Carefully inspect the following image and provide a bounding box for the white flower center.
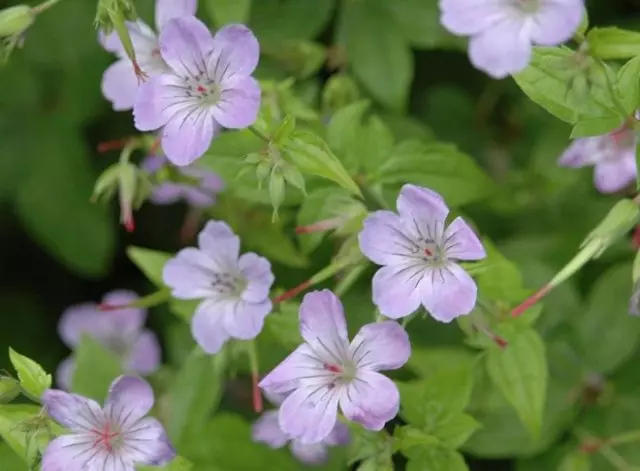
[211,272,247,297]
[511,0,540,14]
[186,74,221,106]
[89,420,123,454]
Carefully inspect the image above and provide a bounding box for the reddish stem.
[273,280,312,303]
[295,218,341,235]
[97,139,129,153]
[511,285,551,317]
[252,371,263,414]
[124,216,135,233]
[632,224,640,249]
[98,303,129,312]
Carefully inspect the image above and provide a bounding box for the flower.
[142,154,224,207]
[358,184,487,322]
[439,0,583,78]
[558,125,637,193]
[259,290,410,444]
[252,410,349,465]
[163,220,274,354]
[134,17,261,166]
[42,376,175,470]
[56,291,161,390]
[100,0,197,110]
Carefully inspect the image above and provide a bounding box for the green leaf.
[476,239,529,303]
[616,55,640,115]
[266,301,303,349]
[406,448,469,471]
[0,404,50,466]
[434,413,481,449]
[326,100,370,166]
[8,349,51,400]
[127,246,171,288]
[340,0,413,110]
[138,456,194,471]
[71,336,123,402]
[250,0,335,42]
[570,116,622,138]
[167,346,228,450]
[0,442,25,471]
[485,326,547,438]
[284,130,362,196]
[206,0,251,28]
[558,451,591,471]
[393,426,440,452]
[587,27,640,59]
[575,263,640,373]
[347,426,393,470]
[376,140,494,206]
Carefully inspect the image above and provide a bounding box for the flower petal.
[150,182,185,205]
[349,321,410,372]
[134,74,188,132]
[290,441,329,465]
[324,421,350,446]
[439,0,512,36]
[213,76,261,129]
[124,417,176,465]
[223,299,271,340]
[279,385,340,445]
[57,303,105,348]
[594,157,637,193]
[252,410,289,448]
[101,59,139,111]
[299,290,349,363]
[163,247,218,299]
[558,138,600,168]
[259,344,325,395]
[468,18,532,79]
[105,376,155,428]
[239,252,274,302]
[191,299,231,354]
[396,184,449,242]
[101,290,146,334]
[359,210,418,266]
[209,24,260,80]
[161,107,218,166]
[41,435,107,471]
[42,389,103,432]
[126,330,162,375]
[159,17,214,78]
[155,0,198,30]
[55,356,75,390]
[443,217,486,261]
[530,0,583,46]
[372,264,423,319]
[198,220,241,268]
[339,371,399,431]
[420,264,478,323]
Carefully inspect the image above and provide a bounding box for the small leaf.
[406,448,469,471]
[72,337,123,402]
[558,450,591,471]
[126,246,171,288]
[206,0,251,28]
[393,426,440,452]
[8,349,51,400]
[434,413,481,449]
[250,0,335,42]
[266,301,303,348]
[587,27,640,59]
[0,404,50,466]
[616,55,640,115]
[570,116,623,138]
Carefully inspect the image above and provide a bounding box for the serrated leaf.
[616,55,640,115]
[126,246,171,288]
[0,404,50,466]
[587,27,640,59]
[406,448,468,471]
[71,337,123,402]
[8,349,51,400]
[570,116,623,138]
[434,413,481,449]
[266,302,302,348]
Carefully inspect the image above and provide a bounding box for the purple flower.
[558,125,637,193]
[142,154,224,207]
[56,291,161,390]
[440,0,583,78]
[252,410,349,465]
[163,220,274,354]
[358,184,487,322]
[259,290,410,444]
[134,17,261,166]
[100,0,198,110]
[42,376,175,471]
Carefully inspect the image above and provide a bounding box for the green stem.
[248,125,270,143]
[32,0,63,15]
[334,263,367,297]
[609,430,640,446]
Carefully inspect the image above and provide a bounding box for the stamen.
[196,85,207,94]
[324,363,343,374]
[424,248,433,256]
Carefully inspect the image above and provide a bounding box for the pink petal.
[155,0,198,31]
[126,330,161,375]
[239,252,274,303]
[443,217,487,261]
[105,376,155,428]
[101,59,139,111]
[191,299,231,354]
[213,76,261,129]
[159,17,214,78]
[42,435,107,471]
[440,0,511,36]
[530,0,583,46]
[252,410,289,448]
[420,264,478,323]
[290,441,329,465]
[209,24,260,81]
[163,247,219,299]
[359,210,418,266]
[339,371,399,431]
[396,184,449,241]
[279,385,340,445]
[349,321,410,371]
[594,157,637,193]
[558,138,600,168]
[122,417,176,465]
[134,74,188,132]
[198,220,240,262]
[55,356,75,390]
[42,389,103,431]
[161,107,219,166]
[101,290,146,334]
[299,290,349,359]
[222,299,272,340]
[372,265,423,319]
[259,344,323,395]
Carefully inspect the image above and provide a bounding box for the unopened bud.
[95,0,136,32]
[273,115,296,145]
[0,376,20,403]
[583,199,639,249]
[281,163,305,194]
[119,163,137,232]
[269,40,326,79]
[322,73,360,115]
[92,164,121,203]
[268,167,286,221]
[0,5,34,37]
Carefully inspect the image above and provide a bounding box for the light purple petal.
[299,290,349,357]
[324,421,350,446]
[155,0,198,30]
[142,154,167,173]
[126,330,162,375]
[439,0,511,36]
[163,247,218,299]
[349,321,410,372]
[105,376,155,428]
[101,59,139,111]
[420,264,477,323]
[239,252,274,302]
[181,187,216,207]
[223,299,272,340]
[259,344,321,395]
[290,441,329,465]
[150,182,185,205]
[372,265,422,319]
[213,76,261,129]
[99,29,124,55]
[161,108,218,166]
[123,417,176,465]
[558,138,600,168]
[198,220,241,265]
[197,167,225,192]
[57,303,104,348]
[530,0,583,46]
[594,157,637,193]
[191,299,231,354]
[396,184,449,241]
[359,211,416,266]
[55,356,75,391]
[101,290,146,334]
[444,217,487,261]
[468,18,532,79]
[279,385,340,445]
[134,74,186,132]
[339,371,399,431]
[159,17,214,78]
[42,389,103,431]
[209,24,260,79]
[252,410,290,448]
[42,435,106,471]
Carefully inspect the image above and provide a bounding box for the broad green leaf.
[570,116,622,138]
[476,239,529,303]
[71,336,123,402]
[616,55,640,115]
[575,263,640,373]
[266,301,303,349]
[407,347,476,379]
[167,346,228,451]
[434,413,481,449]
[127,246,171,288]
[485,326,547,438]
[206,0,251,28]
[0,404,53,466]
[375,140,494,206]
[340,0,413,111]
[347,426,393,469]
[8,349,50,400]
[0,442,25,471]
[0,377,20,403]
[326,100,370,164]
[138,456,194,471]
[263,40,327,79]
[393,426,440,452]
[558,451,591,471]
[250,0,335,42]
[406,448,468,471]
[587,27,640,59]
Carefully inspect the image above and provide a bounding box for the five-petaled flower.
[259,290,410,444]
[41,376,175,471]
[439,0,584,78]
[100,0,197,110]
[56,290,161,390]
[134,17,261,166]
[163,220,274,354]
[358,184,487,322]
[558,124,637,193]
[142,154,224,207]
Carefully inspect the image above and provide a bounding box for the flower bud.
[0,5,34,37]
[322,73,360,116]
[0,376,20,403]
[268,40,326,79]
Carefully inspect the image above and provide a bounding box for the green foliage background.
[1,0,640,470]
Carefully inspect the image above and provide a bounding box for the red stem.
[511,285,551,318]
[252,371,263,414]
[273,280,311,303]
